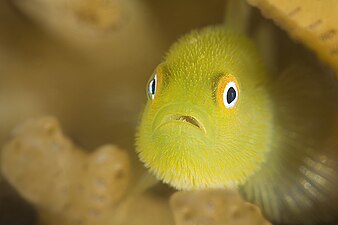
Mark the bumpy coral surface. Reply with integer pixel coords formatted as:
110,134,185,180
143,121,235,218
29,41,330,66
1,117,173,225
1,117,270,225
171,189,271,225
248,0,338,75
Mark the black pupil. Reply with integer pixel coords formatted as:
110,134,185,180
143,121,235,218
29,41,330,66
227,87,236,104
150,78,156,95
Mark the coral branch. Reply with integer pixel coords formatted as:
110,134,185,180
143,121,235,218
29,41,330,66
170,189,271,225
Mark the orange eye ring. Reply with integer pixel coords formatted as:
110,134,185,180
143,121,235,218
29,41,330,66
216,74,240,110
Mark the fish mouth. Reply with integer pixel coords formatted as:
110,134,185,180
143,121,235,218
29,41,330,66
159,114,206,134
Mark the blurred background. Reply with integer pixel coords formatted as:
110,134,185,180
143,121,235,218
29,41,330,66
0,0,333,224
0,0,226,224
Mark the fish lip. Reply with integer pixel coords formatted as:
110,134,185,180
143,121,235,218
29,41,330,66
158,114,207,134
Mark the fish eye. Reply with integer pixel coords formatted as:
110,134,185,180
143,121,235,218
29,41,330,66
147,73,157,100
216,75,239,110
223,81,238,108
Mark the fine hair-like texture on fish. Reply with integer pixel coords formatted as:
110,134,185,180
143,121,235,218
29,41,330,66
136,26,338,224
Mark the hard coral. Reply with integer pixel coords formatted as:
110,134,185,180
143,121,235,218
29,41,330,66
1,117,131,225
1,117,271,225
247,0,338,75
0,117,171,225
171,189,271,225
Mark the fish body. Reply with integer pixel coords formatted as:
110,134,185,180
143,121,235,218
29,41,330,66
136,26,338,224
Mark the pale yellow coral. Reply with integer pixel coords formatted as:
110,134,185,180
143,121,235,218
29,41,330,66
247,0,338,76
1,117,271,225
170,189,271,225
11,0,126,34
1,117,173,225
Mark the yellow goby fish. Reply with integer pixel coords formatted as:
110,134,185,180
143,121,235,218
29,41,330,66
136,26,338,224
